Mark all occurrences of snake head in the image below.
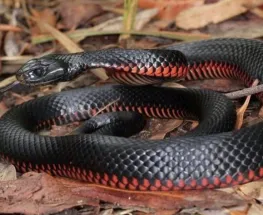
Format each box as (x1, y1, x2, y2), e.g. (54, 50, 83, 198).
(16, 56, 73, 86)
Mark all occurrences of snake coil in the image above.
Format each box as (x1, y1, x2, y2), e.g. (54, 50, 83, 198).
(0, 38, 263, 191)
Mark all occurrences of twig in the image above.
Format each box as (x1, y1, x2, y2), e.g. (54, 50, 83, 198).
(68, 98, 120, 135)
(234, 79, 259, 129)
(0, 24, 22, 32)
(120, 0, 138, 40)
(32, 30, 211, 45)
(225, 81, 263, 99)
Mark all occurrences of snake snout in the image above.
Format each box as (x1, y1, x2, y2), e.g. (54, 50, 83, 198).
(16, 59, 41, 84)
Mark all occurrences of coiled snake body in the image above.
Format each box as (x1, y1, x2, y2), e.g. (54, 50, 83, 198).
(1, 38, 263, 191)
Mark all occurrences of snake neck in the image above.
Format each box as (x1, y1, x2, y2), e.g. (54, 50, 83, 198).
(70, 38, 263, 87)
(66, 49, 189, 82)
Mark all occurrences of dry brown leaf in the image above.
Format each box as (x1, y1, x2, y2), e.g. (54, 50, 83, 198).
(0, 172, 99, 214)
(0, 162, 16, 181)
(35, 21, 82, 52)
(211, 20, 263, 39)
(4, 31, 19, 57)
(58, 2, 103, 30)
(91, 8, 158, 32)
(176, 0, 263, 30)
(138, 0, 204, 20)
(132, 38, 160, 49)
(250, 7, 263, 18)
(229, 209, 249, 215)
(4, 10, 21, 57)
(0, 101, 8, 117)
(31, 9, 159, 44)
(235, 80, 259, 129)
(30, 8, 57, 35)
(59, 177, 245, 210)
(219, 181, 263, 214)
(161, 82, 186, 88)
(11, 92, 34, 105)
(258, 106, 263, 118)
(150, 119, 184, 139)
(247, 204, 263, 215)
(233, 181, 263, 200)
(190, 121, 199, 130)
(0, 172, 246, 214)
(51, 72, 98, 93)
(48, 122, 80, 137)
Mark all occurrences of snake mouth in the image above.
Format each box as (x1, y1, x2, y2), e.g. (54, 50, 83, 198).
(25, 78, 62, 86)
(16, 73, 62, 86)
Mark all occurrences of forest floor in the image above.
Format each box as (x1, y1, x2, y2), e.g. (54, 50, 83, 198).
(1, 0, 263, 214)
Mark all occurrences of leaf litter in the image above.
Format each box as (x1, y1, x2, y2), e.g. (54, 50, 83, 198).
(1, 0, 263, 214)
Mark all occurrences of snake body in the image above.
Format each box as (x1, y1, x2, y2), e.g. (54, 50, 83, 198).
(1, 38, 263, 190)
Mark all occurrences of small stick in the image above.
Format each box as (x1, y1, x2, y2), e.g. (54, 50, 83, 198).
(68, 98, 120, 135)
(225, 81, 263, 99)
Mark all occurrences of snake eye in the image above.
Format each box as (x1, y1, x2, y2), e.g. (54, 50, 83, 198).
(32, 68, 45, 77)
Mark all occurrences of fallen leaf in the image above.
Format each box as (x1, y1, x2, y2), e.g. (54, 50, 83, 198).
(0, 101, 8, 117)
(210, 20, 263, 39)
(48, 122, 80, 137)
(242, 117, 263, 128)
(247, 204, 263, 215)
(4, 31, 19, 57)
(30, 8, 57, 35)
(258, 106, 263, 118)
(234, 181, 263, 200)
(161, 82, 186, 88)
(35, 20, 82, 52)
(11, 92, 34, 105)
(176, 0, 263, 30)
(229, 208, 249, 215)
(180, 206, 248, 215)
(0, 172, 246, 214)
(4, 11, 20, 57)
(235, 80, 259, 129)
(0, 162, 16, 181)
(92, 8, 159, 33)
(250, 7, 263, 18)
(58, 2, 103, 30)
(149, 119, 184, 139)
(0, 172, 99, 214)
(190, 121, 199, 130)
(32, 8, 159, 44)
(51, 72, 98, 93)
(132, 38, 159, 49)
(138, 0, 204, 20)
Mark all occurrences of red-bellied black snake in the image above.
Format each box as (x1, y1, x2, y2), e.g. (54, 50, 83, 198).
(0, 38, 263, 191)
